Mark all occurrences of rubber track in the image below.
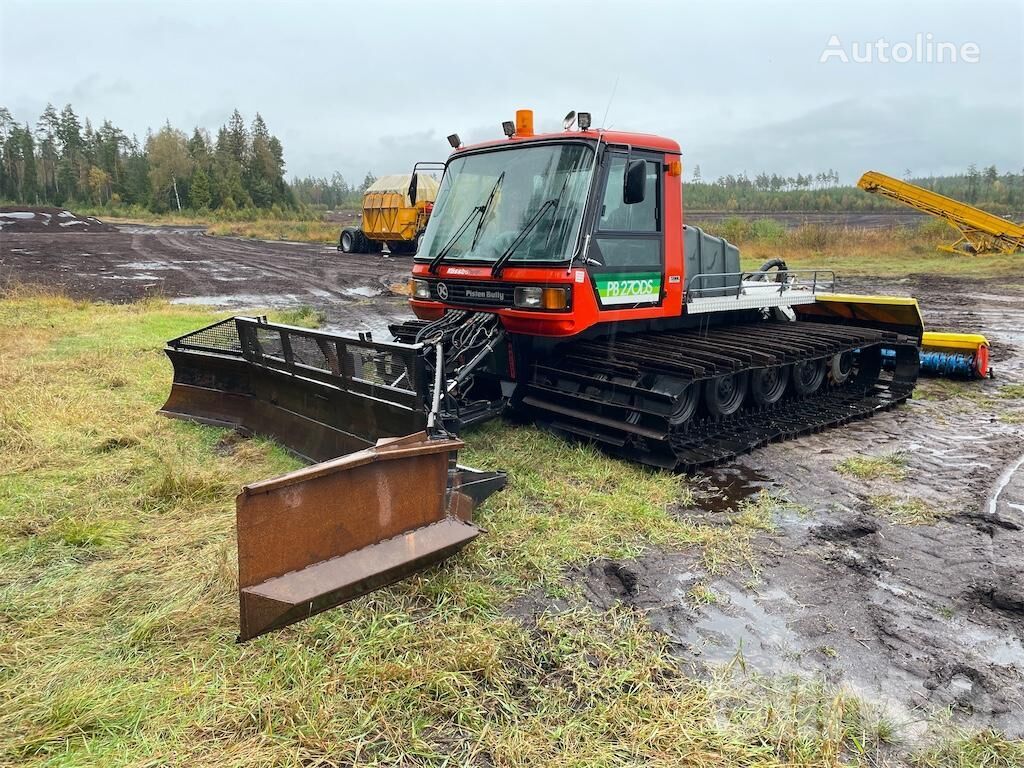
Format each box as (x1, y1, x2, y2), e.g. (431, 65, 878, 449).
(521, 320, 919, 472)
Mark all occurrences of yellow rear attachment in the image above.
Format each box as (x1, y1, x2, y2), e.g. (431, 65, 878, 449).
(795, 293, 925, 340)
(362, 173, 439, 243)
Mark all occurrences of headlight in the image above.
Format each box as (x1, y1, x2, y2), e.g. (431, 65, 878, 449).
(412, 279, 432, 299)
(513, 287, 543, 308)
(514, 286, 569, 310)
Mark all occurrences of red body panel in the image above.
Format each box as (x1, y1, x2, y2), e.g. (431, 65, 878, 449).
(412, 130, 688, 337)
(457, 129, 682, 157)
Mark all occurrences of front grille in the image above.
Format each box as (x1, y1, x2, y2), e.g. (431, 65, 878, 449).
(429, 279, 516, 307)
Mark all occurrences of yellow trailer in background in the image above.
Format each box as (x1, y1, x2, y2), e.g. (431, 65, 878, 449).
(339, 173, 440, 255)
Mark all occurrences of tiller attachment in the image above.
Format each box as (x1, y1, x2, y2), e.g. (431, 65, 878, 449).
(920, 331, 992, 379)
(159, 316, 505, 641)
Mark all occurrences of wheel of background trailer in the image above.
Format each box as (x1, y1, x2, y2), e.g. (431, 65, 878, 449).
(340, 228, 356, 253)
(792, 357, 826, 395)
(750, 365, 789, 406)
(828, 351, 854, 385)
(354, 230, 369, 253)
(703, 371, 749, 417)
(667, 382, 700, 426)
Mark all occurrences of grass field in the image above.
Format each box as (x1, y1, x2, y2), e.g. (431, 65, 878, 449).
(691, 217, 1020, 278)
(2, 293, 1021, 766)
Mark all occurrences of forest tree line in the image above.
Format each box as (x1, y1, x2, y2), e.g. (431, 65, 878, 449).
(1, 104, 320, 213)
(685, 163, 1024, 214)
(0, 104, 379, 215)
(2, 103, 1021, 216)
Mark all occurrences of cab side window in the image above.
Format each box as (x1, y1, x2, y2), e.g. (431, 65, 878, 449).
(599, 156, 658, 233)
(592, 154, 661, 269)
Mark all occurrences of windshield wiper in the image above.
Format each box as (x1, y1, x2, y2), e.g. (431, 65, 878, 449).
(491, 197, 558, 277)
(428, 206, 482, 274)
(543, 174, 571, 249)
(428, 174, 506, 274)
(470, 172, 504, 250)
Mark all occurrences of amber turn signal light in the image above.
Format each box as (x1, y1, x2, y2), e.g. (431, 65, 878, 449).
(541, 287, 569, 310)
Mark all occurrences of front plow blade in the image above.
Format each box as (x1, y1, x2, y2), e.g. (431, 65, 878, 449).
(237, 432, 501, 641)
(160, 316, 430, 462)
(157, 317, 506, 640)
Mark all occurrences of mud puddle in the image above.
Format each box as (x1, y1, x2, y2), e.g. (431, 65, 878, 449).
(694, 465, 774, 513)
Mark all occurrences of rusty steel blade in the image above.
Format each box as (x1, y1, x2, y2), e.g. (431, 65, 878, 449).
(236, 432, 498, 641)
(158, 318, 506, 641)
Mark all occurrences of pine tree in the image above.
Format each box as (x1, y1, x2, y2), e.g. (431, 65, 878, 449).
(35, 104, 61, 201)
(57, 104, 84, 201)
(123, 135, 151, 206)
(0, 107, 13, 198)
(227, 109, 247, 165)
(189, 167, 212, 210)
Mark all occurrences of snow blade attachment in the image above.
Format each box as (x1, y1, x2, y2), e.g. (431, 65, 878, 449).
(160, 316, 431, 462)
(236, 432, 500, 641)
(158, 317, 506, 640)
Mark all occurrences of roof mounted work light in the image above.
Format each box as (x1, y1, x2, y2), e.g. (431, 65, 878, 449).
(502, 121, 515, 138)
(447, 133, 461, 148)
(577, 112, 592, 130)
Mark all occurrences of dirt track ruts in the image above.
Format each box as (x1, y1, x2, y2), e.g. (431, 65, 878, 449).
(0, 225, 412, 335)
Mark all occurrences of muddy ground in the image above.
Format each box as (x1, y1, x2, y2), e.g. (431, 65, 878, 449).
(0, 225, 412, 337)
(523, 275, 1024, 741)
(3, 224, 1022, 743)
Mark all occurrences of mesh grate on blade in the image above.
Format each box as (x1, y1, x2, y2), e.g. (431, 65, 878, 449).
(172, 318, 242, 354)
(172, 318, 421, 396)
(344, 346, 415, 390)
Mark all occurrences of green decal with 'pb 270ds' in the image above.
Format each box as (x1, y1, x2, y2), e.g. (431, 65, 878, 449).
(595, 272, 661, 306)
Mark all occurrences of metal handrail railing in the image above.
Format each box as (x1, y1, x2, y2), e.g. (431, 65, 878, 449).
(684, 269, 836, 303)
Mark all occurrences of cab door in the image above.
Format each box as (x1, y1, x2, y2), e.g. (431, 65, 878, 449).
(585, 151, 664, 309)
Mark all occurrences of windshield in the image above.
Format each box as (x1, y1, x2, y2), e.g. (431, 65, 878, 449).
(418, 143, 594, 265)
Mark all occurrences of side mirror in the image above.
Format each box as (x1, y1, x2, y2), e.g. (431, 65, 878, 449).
(408, 173, 418, 205)
(623, 159, 646, 205)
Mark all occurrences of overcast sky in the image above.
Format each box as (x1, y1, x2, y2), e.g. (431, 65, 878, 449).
(3, 0, 1021, 186)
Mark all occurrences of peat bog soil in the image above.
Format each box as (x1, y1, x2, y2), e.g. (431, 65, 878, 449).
(536, 274, 1024, 738)
(3, 220, 1023, 739)
(0, 223, 413, 337)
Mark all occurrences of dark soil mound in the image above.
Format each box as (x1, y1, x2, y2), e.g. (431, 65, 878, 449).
(0, 206, 118, 233)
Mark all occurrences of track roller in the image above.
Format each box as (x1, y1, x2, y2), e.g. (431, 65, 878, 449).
(704, 371, 749, 417)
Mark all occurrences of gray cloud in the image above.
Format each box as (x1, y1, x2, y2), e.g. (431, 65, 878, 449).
(2, 0, 1020, 184)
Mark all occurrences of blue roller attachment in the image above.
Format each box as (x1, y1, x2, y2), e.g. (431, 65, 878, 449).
(920, 350, 977, 377)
